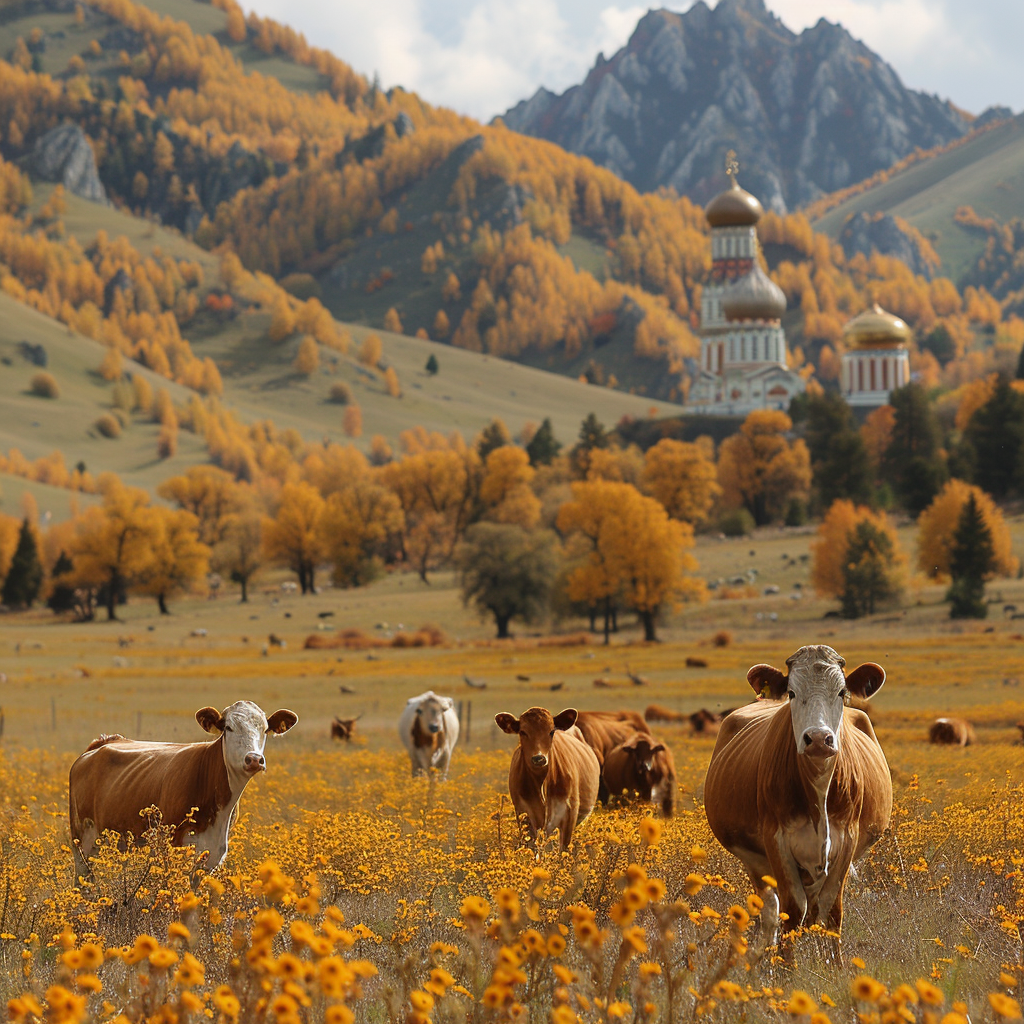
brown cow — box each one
[330,716,360,742]
[645,704,686,723]
[928,717,975,746]
[704,646,891,952]
[689,708,723,736]
[603,733,677,816]
[574,710,650,764]
[1015,722,1024,746]
[495,707,600,851]
[69,701,297,881]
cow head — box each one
[415,693,452,736]
[618,733,667,781]
[747,645,884,762]
[495,707,578,772]
[196,701,298,777]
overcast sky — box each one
[243,0,1024,123]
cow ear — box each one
[845,663,885,700]
[553,708,578,731]
[747,664,787,699]
[196,707,225,734]
[651,743,666,755]
[267,710,298,734]
[495,713,519,734]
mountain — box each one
[501,0,981,212]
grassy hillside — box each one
[812,115,1024,283]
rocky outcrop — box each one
[838,212,937,280]
[32,123,108,204]
[502,0,973,211]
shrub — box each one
[329,382,352,404]
[711,630,733,647]
[719,508,755,537]
[95,413,121,438]
[30,372,59,398]
[157,424,178,459]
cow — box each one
[690,708,725,736]
[495,707,600,851]
[330,716,360,742]
[645,704,686,723]
[1015,722,1024,746]
[603,733,677,816]
[928,717,975,746]
[398,691,459,778]
[575,709,651,804]
[68,701,297,882]
[703,645,891,954]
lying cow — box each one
[495,707,600,850]
[398,691,459,778]
[645,704,686,723]
[330,716,360,742]
[928,717,975,747]
[603,733,677,816]
[689,708,727,736]
[69,701,297,881]
[704,645,891,952]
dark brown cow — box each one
[928,717,975,746]
[704,646,891,951]
[495,707,600,851]
[69,701,297,881]
[574,710,650,764]
[330,716,360,742]
[603,733,677,816]
[645,704,686,723]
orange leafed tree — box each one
[811,499,906,598]
[138,507,210,614]
[319,478,405,587]
[293,335,319,376]
[262,481,325,593]
[479,446,540,529]
[157,465,244,546]
[642,438,720,524]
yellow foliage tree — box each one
[359,333,383,367]
[811,499,906,598]
[343,404,363,438]
[432,309,450,339]
[916,479,1018,581]
[860,404,895,475]
[157,465,243,546]
[212,506,263,603]
[480,446,540,529]
[99,347,123,381]
[383,366,401,397]
[320,478,405,587]
[268,297,297,343]
[262,481,325,593]
[717,410,811,525]
[293,335,319,376]
[642,438,720,524]
[383,308,403,334]
[138,507,210,614]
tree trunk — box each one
[641,610,657,643]
[611,608,618,632]
[157,593,169,615]
[106,576,118,621]
[240,576,249,603]
[298,563,308,594]
[308,564,315,594]
[495,613,511,639]
[603,597,611,646]
[588,608,596,632]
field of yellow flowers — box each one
[0,583,1023,1022]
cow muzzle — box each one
[801,728,836,759]
[530,754,548,768]
[428,723,441,734]
[244,752,266,773]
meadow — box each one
[0,525,1022,1023]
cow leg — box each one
[751,885,780,958]
[766,835,808,960]
[72,836,95,885]
[544,798,570,850]
[434,745,452,779]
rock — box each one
[501,0,970,210]
[838,212,937,279]
[32,123,108,204]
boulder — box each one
[32,123,108,204]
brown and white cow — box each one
[331,716,360,742]
[703,645,891,951]
[603,733,677,816]
[928,717,975,746]
[398,691,459,778]
[68,701,297,881]
[495,707,600,851]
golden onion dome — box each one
[721,264,787,322]
[705,181,764,228]
[843,304,911,349]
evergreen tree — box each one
[921,324,956,366]
[883,383,947,514]
[425,353,439,375]
[947,493,994,619]
[1016,343,1024,381]
[1,518,43,609]
[526,417,561,466]
[963,374,1024,499]
[570,412,609,476]
[841,520,902,619]
[476,419,510,460]
[47,551,76,613]
[804,392,873,508]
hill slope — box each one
[501,0,976,212]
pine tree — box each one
[947,493,995,619]
[47,551,76,613]
[570,413,609,476]
[425,353,439,375]
[526,418,561,466]
[883,383,947,514]
[840,520,901,619]
[476,419,510,460]
[804,391,873,509]
[1016,343,1024,380]
[963,374,1024,499]
[1,518,43,609]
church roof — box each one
[843,304,911,349]
[705,182,764,227]
[721,263,787,321]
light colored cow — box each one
[69,701,297,881]
[398,691,459,777]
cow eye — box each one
[549,730,555,738]
[840,688,850,701]
[787,690,795,700]
[224,725,233,732]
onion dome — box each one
[721,264,787,322]
[706,181,764,227]
[843,304,911,349]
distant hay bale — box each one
[391,624,448,648]
[30,372,60,398]
[95,412,121,438]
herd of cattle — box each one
[65,644,1016,947]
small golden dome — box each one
[706,182,763,228]
[721,264,786,322]
[843,304,911,348]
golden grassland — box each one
[1,522,1023,1022]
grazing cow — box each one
[575,709,651,803]
[1015,722,1024,746]
[645,704,686,723]
[704,645,891,952]
[69,701,297,881]
[689,708,723,736]
[330,716,360,742]
[398,691,459,778]
[928,717,975,747]
[495,707,600,850]
[603,733,677,816]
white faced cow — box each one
[398,691,459,778]
[69,701,297,881]
[703,645,891,952]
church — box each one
[687,156,807,415]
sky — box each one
[242,0,1024,123]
